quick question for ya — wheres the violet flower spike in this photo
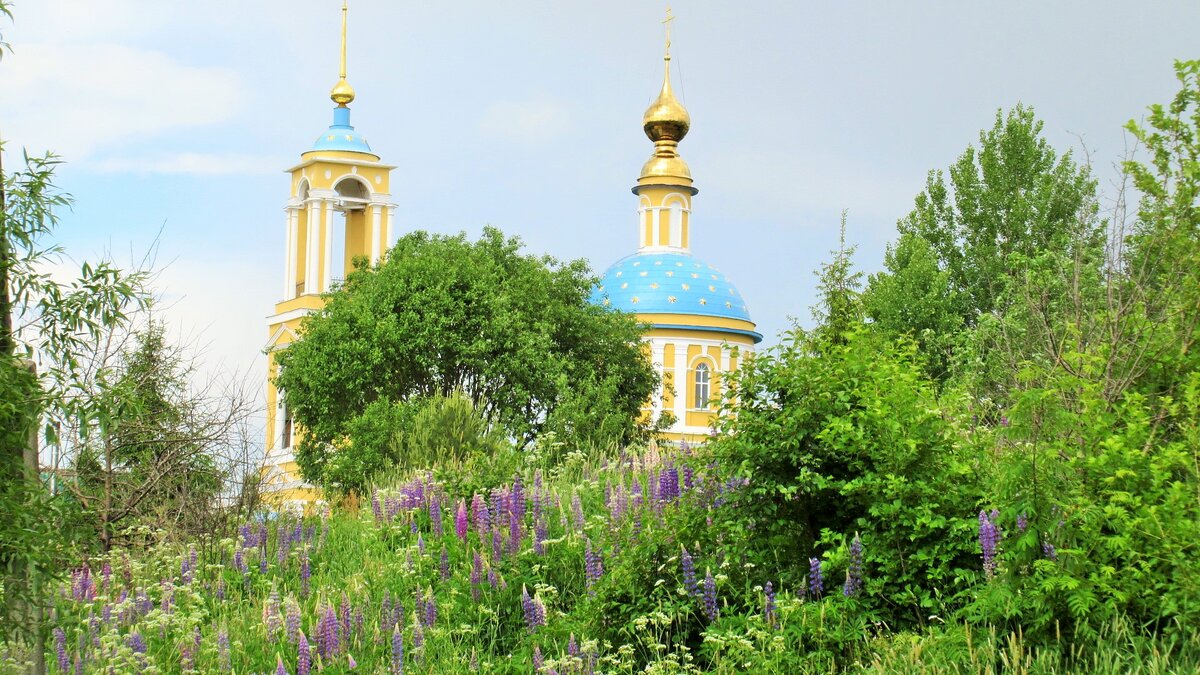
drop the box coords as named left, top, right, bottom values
left=808, top=557, right=824, bottom=599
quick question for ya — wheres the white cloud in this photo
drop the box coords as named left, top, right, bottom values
left=90, top=152, right=279, bottom=176
left=0, top=43, right=241, bottom=162
left=479, top=95, right=571, bottom=144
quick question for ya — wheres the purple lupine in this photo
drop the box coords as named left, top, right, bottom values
left=276, top=654, right=289, bottom=675
left=471, top=493, right=490, bottom=538
left=391, top=625, right=404, bottom=674
left=571, top=492, right=584, bottom=532
left=440, top=547, right=451, bottom=581
left=218, top=628, right=231, bottom=671
left=417, top=534, right=425, bottom=557
left=521, top=585, right=545, bottom=632
left=260, top=549, right=270, bottom=574
left=286, top=600, right=302, bottom=644
left=584, top=539, right=603, bottom=596
left=1016, top=513, right=1028, bottom=533
left=568, top=633, right=578, bottom=658
left=127, top=631, right=147, bottom=654
left=317, top=604, right=339, bottom=659
left=372, top=491, right=383, bottom=523
left=1043, top=539, right=1058, bottom=561
left=423, top=588, right=437, bottom=627
left=979, top=510, right=1001, bottom=579
left=533, top=645, right=544, bottom=670
left=234, top=548, right=247, bottom=574
left=298, top=632, right=312, bottom=675
left=681, top=547, right=698, bottom=596
left=470, top=648, right=479, bottom=672
left=216, top=576, right=226, bottom=602
left=455, top=500, right=469, bottom=542
left=300, top=549, right=311, bottom=598
left=380, top=592, right=393, bottom=633
left=511, top=474, right=526, bottom=521
left=701, top=569, right=719, bottom=621
left=763, top=582, right=777, bottom=628
left=471, top=551, right=484, bottom=601
left=534, top=517, right=548, bottom=556
left=808, top=558, right=824, bottom=599
left=53, top=627, right=68, bottom=672
left=491, top=529, right=503, bottom=562
left=348, top=653, right=358, bottom=669
left=843, top=533, right=864, bottom=597
left=340, top=593, right=353, bottom=648
left=265, top=588, right=283, bottom=639
left=683, top=465, right=694, bottom=490
left=509, top=509, right=522, bottom=555
left=428, top=492, right=444, bottom=536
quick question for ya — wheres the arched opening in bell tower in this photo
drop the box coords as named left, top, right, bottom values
left=331, top=176, right=372, bottom=284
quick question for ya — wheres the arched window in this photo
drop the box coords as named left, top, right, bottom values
left=694, top=362, right=711, bottom=410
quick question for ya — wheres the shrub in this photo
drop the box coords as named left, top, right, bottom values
left=710, top=327, right=983, bottom=627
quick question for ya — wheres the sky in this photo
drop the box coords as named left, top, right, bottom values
left=2, top=0, right=1198, bottom=417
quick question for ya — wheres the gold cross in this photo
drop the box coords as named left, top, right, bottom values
left=663, top=5, right=675, bottom=57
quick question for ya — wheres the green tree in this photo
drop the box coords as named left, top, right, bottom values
left=276, top=227, right=658, bottom=496
left=0, top=25, right=147, bottom=667
left=62, top=321, right=243, bottom=552
left=866, top=105, right=1102, bottom=385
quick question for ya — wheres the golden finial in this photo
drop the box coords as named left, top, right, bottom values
left=640, top=5, right=691, bottom=181
left=330, top=0, right=356, bottom=107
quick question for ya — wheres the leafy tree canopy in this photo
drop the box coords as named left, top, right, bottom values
left=276, top=227, right=658, bottom=495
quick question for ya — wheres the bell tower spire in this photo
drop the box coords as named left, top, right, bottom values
left=330, top=1, right=355, bottom=107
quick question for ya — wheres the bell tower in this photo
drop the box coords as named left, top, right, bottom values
left=261, top=1, right=395, bottom=508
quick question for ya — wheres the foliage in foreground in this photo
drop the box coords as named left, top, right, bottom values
left=10, top=443, right=1199, bottom=674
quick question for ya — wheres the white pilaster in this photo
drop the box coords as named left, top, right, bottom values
left=284, top=208, right=298, bottom=300
left=650, top=341, right=666, bottom=417
left=673, top=341, right=687, bottom=427
left=670, top=205, right=682, bottom=248
left=385, top=205, right=395, bottom=249
left=651, top=208, right=660, bottom=247
left=370, top=204, right=382, bottom=263
left=322, top=200, right=333, bottom=292
left=304, top=201, right=317, bottom=294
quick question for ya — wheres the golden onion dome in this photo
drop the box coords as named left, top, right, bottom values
left=330, top=77, right=356, bottom=107
left=639, top=54, right=692, bottom=182
left=643, top=55, right=690, bottom=143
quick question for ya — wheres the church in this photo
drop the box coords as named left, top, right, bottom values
left=259, top=4, right=759, bottom=508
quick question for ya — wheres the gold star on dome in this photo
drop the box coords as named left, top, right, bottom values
left=676, top=262, right=684, bottom=267
left=603, top=298, right=611, bottom=306
left=327, top=135, right=335, bottom=140
left=708, top=285, right=716, bottom=292
left=728, top=288, right=735, bottom=294
left=665, top=271, right=674, bottom=277
left=725, top=301, right=733, bottom=308
left=631, top=296, right=640, bottom=304
left=681, top=283, right=690, bottom=290
left=690, top=273, right=699, bottom=278
left=639, top=271, right=648, bottom=277
left=699, top=298, right=707, bottom=305
left=710, top=274, right=718, bottom=280
left=650, top=282, right=659, bottom=289
left=668, top=296, right=677, bottom=303
left=345, top=135, right=354, bottom=141
left=632, top=261, right=641, bottom=267
left=654, top=260, right=663, bottom=265
left=620, top=282, right=628, bottom=289
left=615, top=271, right=623, bottom=277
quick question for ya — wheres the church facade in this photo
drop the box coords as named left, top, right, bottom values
left=260, top=5, right=758, bottom=507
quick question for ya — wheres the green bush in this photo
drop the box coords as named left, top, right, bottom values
left=710, top=327, right=983, bottom=627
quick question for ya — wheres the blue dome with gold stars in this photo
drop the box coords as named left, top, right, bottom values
left=592, top=252, right=757, bottom=335
left=312, top=107, right=374, bottom=155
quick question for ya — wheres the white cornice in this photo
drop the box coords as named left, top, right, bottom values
left=285, top=157, right=397, bottom=173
